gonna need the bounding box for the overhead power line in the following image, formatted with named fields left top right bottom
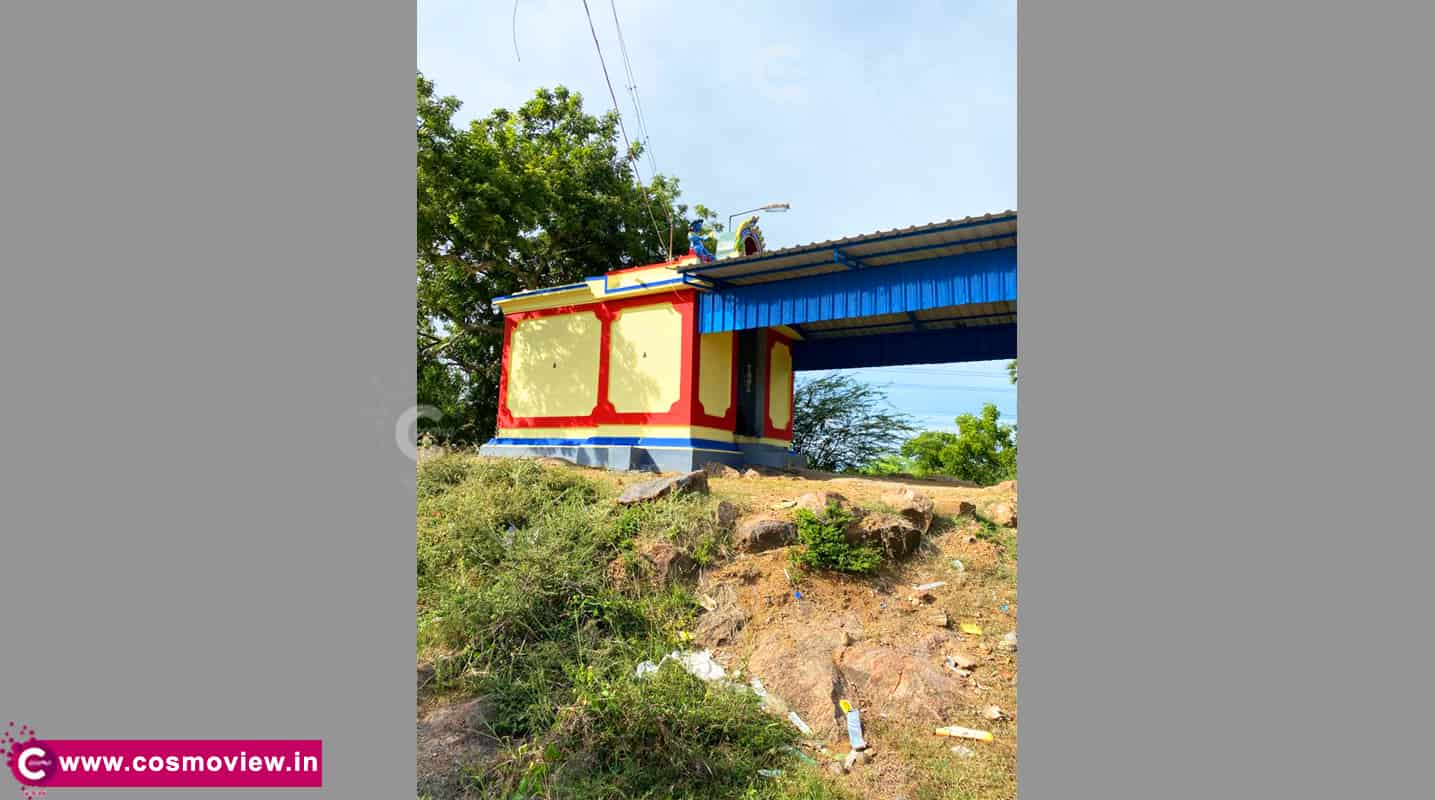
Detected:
left=580, top=0, right=671, bottom=260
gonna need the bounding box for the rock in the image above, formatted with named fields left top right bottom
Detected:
left=742, top=468, right=762, bottom=479
left=794, top=490, right=853, bottom=517
left=880, top=487, right=936, bottom=533
left=827, top=761, right=846, bottom=777
left=535, top=456, right=574, bottom=467
left=843, top=750, right=867, bottom=770
left=951, top=745, right=976, bottom=758
left=982, top=704, right=1008, bottom=721
left=988, top=502, right=1017, bottom=527
left=641, top=541, right=696, bottom=585
left=841, top=630, right=854, bottom=647
left=735, top=516, right=797, bottom=553
left=848, top=513, right=923, bottom=559
left=714, top=500, right=740, bottom=528
left=694, top=585, right=747, bottom=646
left=921, top=630, right=956, bottom=652
left=993, top=479, right=1016, bottom=494
left=417, top=697, right=497, bottom=799
left=747, top=629, right=849, bottom=742
left=947, top=650, right=980, bottom=670
left=999, top=631, right=1018, bottom=652
left=612, top=541, right=696, bottom=589
left=772, top=499, right=797, bottom=510
left=702, top=461, right=741, bottom=478
left=617, top=470, right=709, bottom=505
left=929, top=611, right=950, bottom=628
left=836, top=644, right=965, bottom=725
left=952, top=500, right=977, bottom=516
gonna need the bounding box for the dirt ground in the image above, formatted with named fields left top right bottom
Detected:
left=594, top=465, right=1018, bottom=800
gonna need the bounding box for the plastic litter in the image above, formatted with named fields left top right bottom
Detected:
left=673, top=650, right=727, bottom=681
left=787, top=711, right=815, bottom=736
left=950, top=559, right=965, bottom=572
left=840, top=700, right=867, bottom=750
left=959, top=622, right=984, bottom=635
left=782, top=745, right=817, bottom=765
left=912, top=581, right=947, bottom=592
left=633, top=649, right=728, bottom=682
left=757, top=769, right=783, bottom=778
left=935, top=725, right=994, bottom=742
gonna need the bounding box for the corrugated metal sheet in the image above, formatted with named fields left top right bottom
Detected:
left=679, top=211, right=1016, bottom=286
left=696, top=246, right=1016, bottom=334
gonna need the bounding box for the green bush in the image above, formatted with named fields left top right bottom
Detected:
left=790, top=503, right=882, bottom=574
left=899, top=403, right=1017, bottom=485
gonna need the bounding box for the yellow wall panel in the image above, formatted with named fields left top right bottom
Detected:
left=768, top=339, right=792, bottom=431
left=608, top=303, right=683, bottom=413
left=698, top=332, right=733, bottom=418
left=507, top=312, right=601, bottom=417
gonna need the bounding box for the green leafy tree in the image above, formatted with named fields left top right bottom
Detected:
left=1007, top=358, right=1017, bottom=384
left=417, top=74, right=705, bottom=442
left=901, top=403, right=1017, bottom=485
left=791, top=374, right=916, bottom=472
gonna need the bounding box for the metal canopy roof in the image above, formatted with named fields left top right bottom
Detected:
left=678, top=210, right=1016, bottom=287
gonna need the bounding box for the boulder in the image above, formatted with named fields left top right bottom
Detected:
left=735, top=515, right=796, bottom=553
left=703, top=461, right=741, bottom=478
left=880, top=487, right=936, bottom=533
left=746, top=630, right=849, bottom=742
left=640, top=541, right=696, bottom=586
left=952, top=500, right=977, bottom=516
left=617, top=470, right=709, bottom=505
left=836, top=644, right=965, bottom=725
left=714, top=500, right=741, bottom=528
left=794, top=491, right=854, bottom=517
left=988, top=502, right=1017, bottom=527
left=693, top=584, right=747, bottom=647
left=742, top=468, right=762, bottom=480
left=609, top=541, right=696, bottom=590
left=848, top=513, right=923, bottom=559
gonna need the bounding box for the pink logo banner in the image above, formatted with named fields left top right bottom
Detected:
left=6, top=739, right=322, bottom=790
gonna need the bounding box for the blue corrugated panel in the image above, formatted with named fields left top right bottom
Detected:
left=697, top=247, right=1016, bottom=333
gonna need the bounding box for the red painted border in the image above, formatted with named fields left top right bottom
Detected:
left=497, top=289, right=700, bottom=429
left=690, top=328, right=739, bottom=431
left=764, top=329, right=796, bottom=441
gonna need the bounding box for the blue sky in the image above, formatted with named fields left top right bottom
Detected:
left=418, top=0, right=1016, bottom=431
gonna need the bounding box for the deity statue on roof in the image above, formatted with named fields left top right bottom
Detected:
left=688, top=220, right=715, bottom=263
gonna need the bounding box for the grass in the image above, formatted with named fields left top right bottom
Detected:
left=418, top=455, right=850, bottom=799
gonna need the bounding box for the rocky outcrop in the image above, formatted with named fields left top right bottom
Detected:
left=735, top=516, right=796, bottom=553
left=879, top=487, right=936, bottom=533
left=617, top=470, right=709, bottom=505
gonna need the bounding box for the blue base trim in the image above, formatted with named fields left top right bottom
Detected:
left=489, top=436, right=741, bottom=453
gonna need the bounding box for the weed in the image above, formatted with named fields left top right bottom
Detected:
left=419, top=457, right=848, bottom=798
left=790, top=503, right=883, bottom=574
